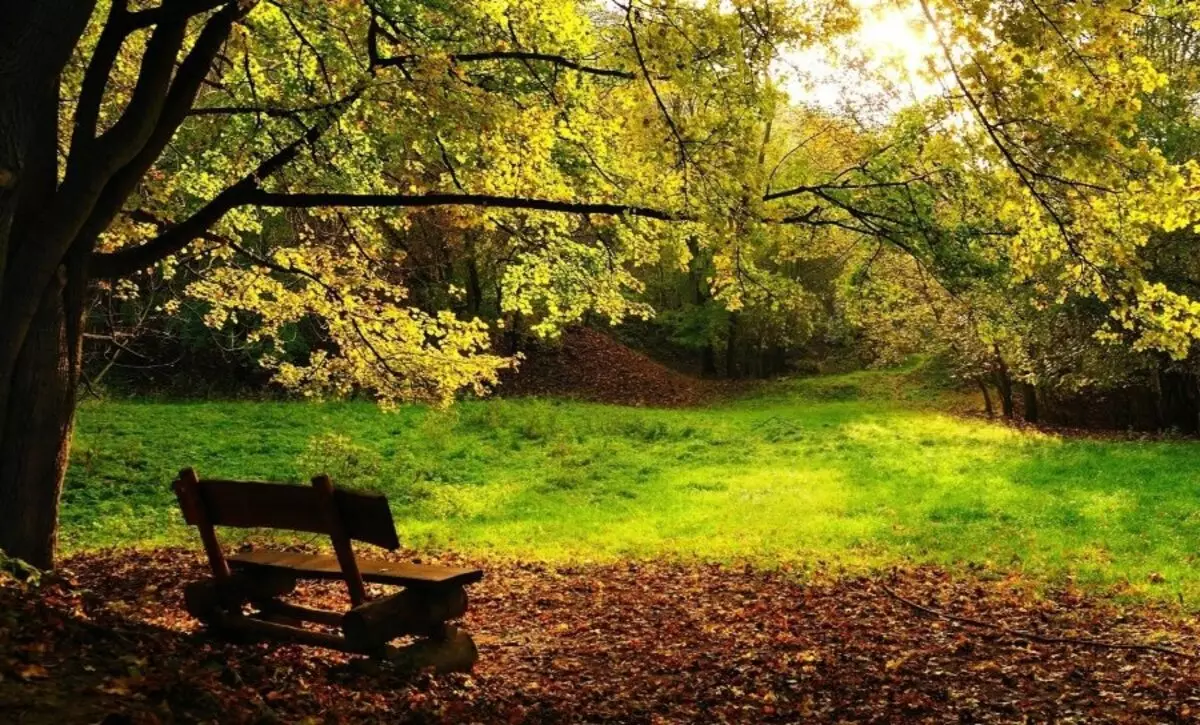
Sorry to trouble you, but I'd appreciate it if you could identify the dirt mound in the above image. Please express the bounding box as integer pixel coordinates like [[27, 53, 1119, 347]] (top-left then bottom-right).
[[3, 550, 1199, 723], [499, 326, 721, 407]]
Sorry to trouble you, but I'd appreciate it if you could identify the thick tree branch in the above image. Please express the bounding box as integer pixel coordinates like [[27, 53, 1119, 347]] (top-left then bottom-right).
[[91, 94, 357, 278], [243, 191, 682, 221], [96, 148, 949, 281], [453, 52, 634, 79], [625, 7, 690, 167], [371, 50, 635, 79], [72, 0, 245, 155], [79, 1, 253, 249], [70, 0, 131, 160], [95, 186, 684, 280], [188, 95, 352, 118], [126, 0, 239, 29], [85, 9, 191, 174], [764, 176, 932, 202]]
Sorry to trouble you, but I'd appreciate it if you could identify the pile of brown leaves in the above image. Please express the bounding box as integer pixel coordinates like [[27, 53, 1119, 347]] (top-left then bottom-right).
[[499, 327, 723, 407], [2, 549, 1199, 723]]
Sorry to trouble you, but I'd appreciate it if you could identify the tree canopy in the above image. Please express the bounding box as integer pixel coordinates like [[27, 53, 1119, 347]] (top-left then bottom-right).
[[7, 0, 1200, 565]]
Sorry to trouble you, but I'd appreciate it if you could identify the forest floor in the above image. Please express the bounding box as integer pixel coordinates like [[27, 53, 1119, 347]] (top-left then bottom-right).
[[2, 549, 1198, 724]]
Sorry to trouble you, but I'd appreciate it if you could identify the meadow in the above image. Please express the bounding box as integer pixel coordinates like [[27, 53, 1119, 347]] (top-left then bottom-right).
[[65, 367, 1200, 605]]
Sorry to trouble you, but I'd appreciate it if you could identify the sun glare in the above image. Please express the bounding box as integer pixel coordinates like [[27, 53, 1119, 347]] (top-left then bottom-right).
[[784, 0, 941, 114]]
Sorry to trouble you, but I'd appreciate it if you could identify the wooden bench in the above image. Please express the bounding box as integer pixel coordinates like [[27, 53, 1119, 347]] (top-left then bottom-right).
[[172, 467, 483, 671]]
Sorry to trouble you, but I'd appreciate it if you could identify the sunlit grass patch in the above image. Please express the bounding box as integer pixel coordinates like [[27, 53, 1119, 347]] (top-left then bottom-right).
[[66, 369, 1200, 606]]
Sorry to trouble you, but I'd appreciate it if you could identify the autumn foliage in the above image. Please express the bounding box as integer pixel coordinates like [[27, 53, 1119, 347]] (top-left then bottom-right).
[[2, 549, 1198, 723]]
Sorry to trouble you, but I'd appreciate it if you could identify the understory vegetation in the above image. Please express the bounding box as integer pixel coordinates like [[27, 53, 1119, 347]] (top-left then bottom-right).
[[66, 366, 1200, 606]]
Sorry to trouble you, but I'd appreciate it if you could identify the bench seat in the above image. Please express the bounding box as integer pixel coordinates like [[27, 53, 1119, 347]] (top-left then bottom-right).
[[175, 469, 483, 668], [229, 550, 483, 588]]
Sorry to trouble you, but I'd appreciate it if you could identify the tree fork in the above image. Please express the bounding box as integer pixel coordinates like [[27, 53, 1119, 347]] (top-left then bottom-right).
[[0, 0, 245, 567]]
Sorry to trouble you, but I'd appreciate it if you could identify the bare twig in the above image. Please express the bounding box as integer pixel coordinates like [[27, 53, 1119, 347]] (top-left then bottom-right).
[[884, 585, 1197, 660]]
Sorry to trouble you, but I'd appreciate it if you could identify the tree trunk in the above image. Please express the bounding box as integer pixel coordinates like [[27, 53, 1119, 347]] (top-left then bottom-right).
[[503, 312, 524, 355], [1194, 372, 1200, 435], [700, 344, 717, 378], [991, 347, 1014, 419], [465, 256, 482, 317], [0, 3, 93, 568], [977, 379, 994, 417], [724, 312, 739, 380], [0, 264, 85, 568], [992, 371, 1013, 419], [686, 236, 718, 378], [1020, 382, 1039, 423], [1153, 365, 1166, 432]]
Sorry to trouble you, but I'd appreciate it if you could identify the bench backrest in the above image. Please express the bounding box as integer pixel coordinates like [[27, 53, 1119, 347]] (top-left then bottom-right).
[[173, 468, 399, 605], [179, 478, 400, 549]]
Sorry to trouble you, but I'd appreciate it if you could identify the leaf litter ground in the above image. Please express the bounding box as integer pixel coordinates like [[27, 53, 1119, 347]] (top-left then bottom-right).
[[2, 548, 1198, 723]]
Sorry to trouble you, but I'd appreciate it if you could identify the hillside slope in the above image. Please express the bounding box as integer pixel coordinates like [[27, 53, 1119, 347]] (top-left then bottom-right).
[[498, 326, 721, 407]]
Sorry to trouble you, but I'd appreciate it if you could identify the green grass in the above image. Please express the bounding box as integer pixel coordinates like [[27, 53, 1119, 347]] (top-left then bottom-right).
[[65, 367, 1200, 605]]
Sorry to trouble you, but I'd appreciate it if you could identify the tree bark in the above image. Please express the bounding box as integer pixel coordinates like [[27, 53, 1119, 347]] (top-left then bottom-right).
[[700, 344, 717, 378], [0, 263, 85, 568], [0, 1, 94, 568], [465, 254, 482, 317], [1153, 365, 1166, 432], [1194, 372, 1200, 435], [977, 379, 994, 417], [724, 312, 739, 380], [991, 346, 1014, 419], [994, 373, 1013, 418], [685, 236, 718, 377], [0, 0, 249, 568], [1020, 382, 1039, 423]]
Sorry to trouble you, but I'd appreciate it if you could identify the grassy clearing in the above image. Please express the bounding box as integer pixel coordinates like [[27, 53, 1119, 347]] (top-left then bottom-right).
[[66, 366, 1200, 605]]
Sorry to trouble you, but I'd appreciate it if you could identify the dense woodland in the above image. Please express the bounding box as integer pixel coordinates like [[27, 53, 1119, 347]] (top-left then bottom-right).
[[72, 0, 1200, 438], [7, 0, 1200, 563]]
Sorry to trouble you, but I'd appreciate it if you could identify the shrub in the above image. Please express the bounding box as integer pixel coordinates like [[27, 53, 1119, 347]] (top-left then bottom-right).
[[295, 433, 384, 491]]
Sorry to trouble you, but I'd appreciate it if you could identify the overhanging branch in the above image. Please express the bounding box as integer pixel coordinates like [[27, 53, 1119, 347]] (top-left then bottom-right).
[[92, 189, 683, 280], [127, 0, 237, 29], [90, 94, 354, 279], [243, 190, 682, 221], [764, 176, 933, 202], [79, 1, 253, 248], [454, 52, 634, 79], [373, 50, 635, 80]]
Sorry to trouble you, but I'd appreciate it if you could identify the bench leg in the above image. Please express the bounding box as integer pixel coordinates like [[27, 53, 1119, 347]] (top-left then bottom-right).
[[183, 580, 222, 625], [217, 611, 361, 652], [183, 576, 479, 672], [383, 624, 478, 673], [341, 585, 468, 652], [183, 572, 298, 624]]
